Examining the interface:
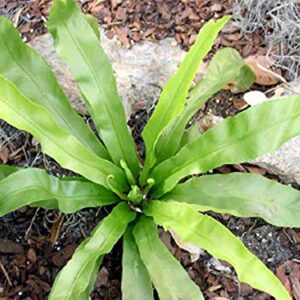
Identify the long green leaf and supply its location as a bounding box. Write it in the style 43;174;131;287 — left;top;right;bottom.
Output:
49;202;136;300
47;0;139;175
151;95;300;197
162;173;300;227
77;256;103;300
85;14;100;40
0;17;108;158
145;201;291;300
0;164;19;180
133;216;204;300
122;225;154;300
155;48;256;161
0;167;118;216
140;17;230;183
0;75;128;191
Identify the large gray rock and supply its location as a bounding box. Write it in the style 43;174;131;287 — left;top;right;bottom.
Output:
29;30;185;117
30;30;300;187
253;79;300;186
254;136;300;185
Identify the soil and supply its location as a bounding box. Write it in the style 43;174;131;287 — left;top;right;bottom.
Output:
0;0;300;299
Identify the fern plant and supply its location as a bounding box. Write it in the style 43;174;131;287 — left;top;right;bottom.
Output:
0;0;299;299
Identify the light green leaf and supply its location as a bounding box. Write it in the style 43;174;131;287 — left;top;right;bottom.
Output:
0;167;118;216
47;0;139;176
0;17;108;158
155;47;256;162
122;225;154;300
140;17;230;183
151;95;300;197
145;201;291;300
77;256;103;300
85;14;100;40
133;216;204;300
0;75;128;191
162;173;300;227
49;202;136;300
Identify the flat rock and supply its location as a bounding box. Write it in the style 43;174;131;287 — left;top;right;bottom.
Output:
253;78;300;186
29;30;185;117
29;30;300;186
253;136;300;185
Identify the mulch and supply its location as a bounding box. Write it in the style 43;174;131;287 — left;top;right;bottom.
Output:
0;0;300;299
0;0;263;58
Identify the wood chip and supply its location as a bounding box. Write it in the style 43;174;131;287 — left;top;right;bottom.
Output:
0;239;24;254
276;261;300;299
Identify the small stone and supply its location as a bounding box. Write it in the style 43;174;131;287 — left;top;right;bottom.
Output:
243;90;268;106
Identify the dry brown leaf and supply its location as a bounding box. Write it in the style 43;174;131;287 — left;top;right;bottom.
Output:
216;166;232;174
210;3;223;12
0;146;9;163
245;55;281;86
232;98;248;110
225;33;242;42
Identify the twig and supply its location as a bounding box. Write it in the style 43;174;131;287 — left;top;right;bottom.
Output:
257;62;288;84
13;7;24;27
25;208;40;240
0;260;12;287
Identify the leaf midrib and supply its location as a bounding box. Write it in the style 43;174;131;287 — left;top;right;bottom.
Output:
141;224;175;298
61;17;131;165
160;110;300;183
0;33;89;148
0;95;113;179
1;185;104;201
64;208;132;299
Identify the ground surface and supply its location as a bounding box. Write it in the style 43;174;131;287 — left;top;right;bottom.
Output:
0;0;300;299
